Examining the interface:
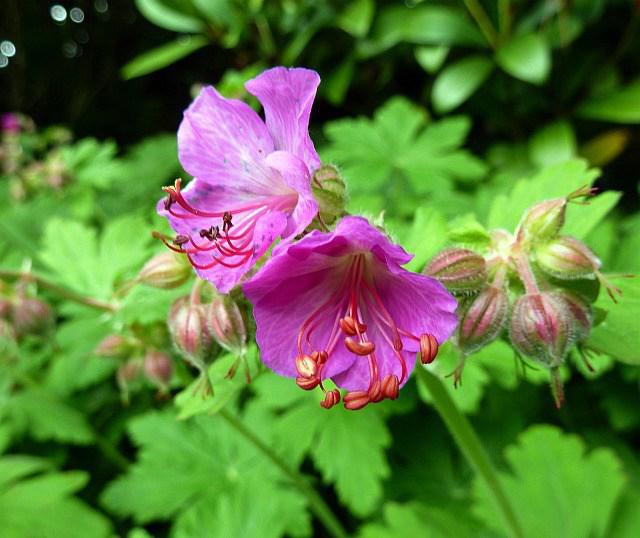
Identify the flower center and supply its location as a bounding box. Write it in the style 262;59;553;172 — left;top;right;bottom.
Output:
159;178;296;270
294;254;439;410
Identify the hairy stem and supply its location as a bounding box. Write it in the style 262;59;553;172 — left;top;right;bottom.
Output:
0;269;117;312
415;366;524;538
463;0;499;49
219;409;348;538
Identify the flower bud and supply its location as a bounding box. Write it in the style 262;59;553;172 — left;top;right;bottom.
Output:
556;291;593;341
424;248;487;295
1;113;21;135
95;334;131;359
535;236;600;280
517;187;595;243
312;164;347;225
0;297;12;319
205;296;246;353
138;252;191;289
143;350;173;390
518;198;567;242
12;296;53;337
167;297;210;371
458;285;509;353
116;359;143;404
509;292;574;368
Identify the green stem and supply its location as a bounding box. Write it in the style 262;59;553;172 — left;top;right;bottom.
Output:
0;269;117;312
463;0;499;49
219;409;348;538
497;0;511;42
416;366;524;538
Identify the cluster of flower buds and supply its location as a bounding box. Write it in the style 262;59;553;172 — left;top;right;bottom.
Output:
95;332;174;402
426;187;617;406
166;281;250;395
0;281;53;343
0;114;74;201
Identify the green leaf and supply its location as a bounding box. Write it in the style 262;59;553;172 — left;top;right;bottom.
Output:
529;121;577;167
7;388;94;444
134;0;204;33
447;214;491;249
496;33;551;85
588;277;640;364
337;0;374;38
414;45;449;74
358;501;479;538
0;456;51;488
473;425;626;538
487;159;599;231
361;5;485;57
174;347;258;419
402;207;448;272
101;409;310;537
0;461;111;538
578;79;640;123
252;376;392;517
122;36;208;80
40;216;151;300
417;343;489;414
311;407;391;516
432;55;493;113
322;98;485;218
563;190;621;239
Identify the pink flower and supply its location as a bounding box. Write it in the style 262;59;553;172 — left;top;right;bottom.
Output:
158;67;320;292
244;217;458;410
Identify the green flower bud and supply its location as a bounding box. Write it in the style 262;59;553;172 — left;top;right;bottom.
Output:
535;236;600;280
556;291;593;341
425;248;487;295
143;350;173;390
312;164;347;225
509;292;574;368
95;334;132;359
516;186;595;243
205;296;247;354
458;284;509;354
138;252;191;289
167;297;210;372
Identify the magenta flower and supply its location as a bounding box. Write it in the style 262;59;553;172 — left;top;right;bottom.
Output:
1;113;20;135
243;217;458;410
158;67;321;292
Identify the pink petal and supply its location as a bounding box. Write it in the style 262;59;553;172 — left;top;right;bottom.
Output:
245;67;321;172
178;86;281;195
244;253;356;379
264;150;318;239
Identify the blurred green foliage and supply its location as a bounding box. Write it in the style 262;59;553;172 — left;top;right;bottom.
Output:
1;1;640;537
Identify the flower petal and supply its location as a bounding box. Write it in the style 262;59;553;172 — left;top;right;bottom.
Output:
178;86;283;196
157;179;288;293
245;67;321;172
264;150;318;239
243;252;356;378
